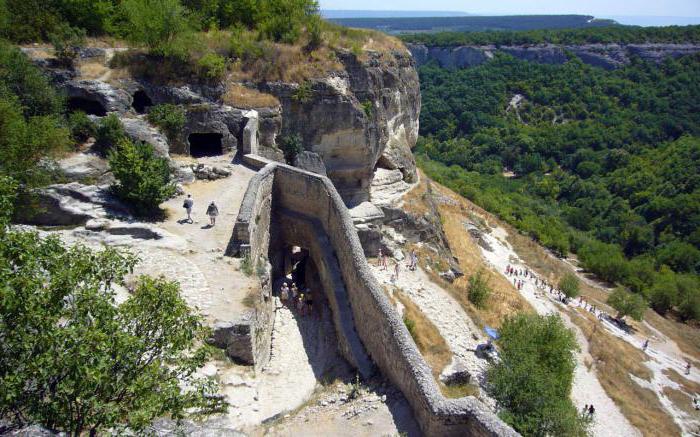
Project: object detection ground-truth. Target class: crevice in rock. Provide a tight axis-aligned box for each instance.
[131,90,153,114]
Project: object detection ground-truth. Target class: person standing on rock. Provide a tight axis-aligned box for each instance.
[183,194,194,223]
[394,259,401,281]
[206,201,219,226]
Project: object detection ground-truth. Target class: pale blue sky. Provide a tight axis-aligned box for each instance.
[319,0,700,18]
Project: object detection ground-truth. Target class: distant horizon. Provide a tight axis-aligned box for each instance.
[321,9,700,26]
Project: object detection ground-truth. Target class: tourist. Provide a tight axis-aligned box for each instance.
[206,201,219,226]
[582,404,588,414]
[394,259,401,280]
[183,194,194,223]
[297,294,305,315]
[291,283,299,300]
[280,283,289,304]
[642,339,649,351]
[378,248,384,267]
[408,249,418,271]
[693,396,700,411]
[686,362,692,375]
[305,292,313,316]
[588,404,595,417]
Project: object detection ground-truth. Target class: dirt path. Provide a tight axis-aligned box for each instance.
[478,229,641,437]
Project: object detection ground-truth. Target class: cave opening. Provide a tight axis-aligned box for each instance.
[67,97,107,116]
[131,90,153,114]
[188,133,223,157]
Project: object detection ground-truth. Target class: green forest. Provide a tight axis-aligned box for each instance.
[402,24,700,46]
[416,49,700,321]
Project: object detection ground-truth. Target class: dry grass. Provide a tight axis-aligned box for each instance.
[222,83,280,108]
[569,308,680,436]
[404,172,534,329]
[662,387,697,416]
[78,60,109,80]
[392,289,452,380]
[664,368,700,394]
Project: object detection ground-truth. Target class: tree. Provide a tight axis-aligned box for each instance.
[280,134,303,164]
[108,139,176,217]
[48,23,86,66]
[147,104,186,140]
[120,0,192,58]
[0,225,226,435]
[558,272,580,299]
[488,313,587,436]
[468,269,492,309]
[607,287,646,321]
[94,113,126,152]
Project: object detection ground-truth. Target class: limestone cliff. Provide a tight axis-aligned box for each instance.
[25,45,420,208]
[263,49,420,206]
[407,42,700,70]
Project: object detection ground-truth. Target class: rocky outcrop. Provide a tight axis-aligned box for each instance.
[263,49,420,206]
[293,151,327,175]
[120,117,170,157]
[408,42,700,70]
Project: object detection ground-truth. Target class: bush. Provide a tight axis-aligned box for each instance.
[67,111,96,143]
[607,287,646,321]
[196,53,226,80]
[48,23,85,66]
[488,313,586,436]
[279,134,303,164]
[108,139,176,217]
[558,272,580,299]
[94,114,126,151]
[119,0,192,57]
[468,269,491,309]
[147,104,185,139]
[292,81,313,103]
[0,226,226,435]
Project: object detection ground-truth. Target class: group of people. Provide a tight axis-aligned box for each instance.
[182,194,219,226]
[377,248,419,283]
[582,404,596,418]
[505,264,555,292]
[279,281,315,317]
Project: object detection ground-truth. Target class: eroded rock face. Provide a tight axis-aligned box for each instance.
[408,42,700,70]
[264,49,420,206]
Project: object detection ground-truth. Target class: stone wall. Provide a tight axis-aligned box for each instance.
[230,158,518,436]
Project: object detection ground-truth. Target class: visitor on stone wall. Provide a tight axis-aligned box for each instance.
[394,259,400,281]
[183,194,194,223]
[297,294,305,315]
[291,283,299,300]
[206,201,219,226]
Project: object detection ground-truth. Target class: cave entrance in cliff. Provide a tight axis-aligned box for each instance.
[188,133,223,157]
[67,97,107,116]
[132,90,153,114]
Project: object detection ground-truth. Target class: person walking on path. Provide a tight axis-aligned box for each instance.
[588,404,595,417]
[686,361,692,375]
[183,194,194,223]
[643,339,649,351]
[206,201,219,226]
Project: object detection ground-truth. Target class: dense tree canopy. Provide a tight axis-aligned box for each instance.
[402,24,700,46]
[416,37,700,320]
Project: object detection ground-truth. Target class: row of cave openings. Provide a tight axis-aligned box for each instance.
[66,90,224,158]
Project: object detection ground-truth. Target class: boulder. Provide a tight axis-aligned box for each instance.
[57,152,112,184]
[192,164,231,180]
[120,117,170,157]
[210,318,254,365]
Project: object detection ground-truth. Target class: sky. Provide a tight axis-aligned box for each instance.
[318,0,700,18]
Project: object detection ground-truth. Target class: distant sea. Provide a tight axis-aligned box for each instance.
[602,16,700,26]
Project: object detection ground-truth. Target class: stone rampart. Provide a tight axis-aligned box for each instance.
[230,157,518,436]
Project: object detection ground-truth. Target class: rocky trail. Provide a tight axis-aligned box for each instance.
[477,225,700,436]
[369,262,497,409]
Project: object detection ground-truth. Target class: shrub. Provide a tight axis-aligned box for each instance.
[361,100,373,118]
[240,253,253,276]
[607,287,646,321]
[196,52,226,80]
[292,81,313,103]
[488,313,586,436]
[48,23,85,66]
[0,227,226,435]
[147,104,185,139]
[279,134,303,164]
[468,269,491,309]
[94,113,126,151]
[108,138,176,217]
[558,272,580,299]
[403,316,417,340]
[67,111,96,143]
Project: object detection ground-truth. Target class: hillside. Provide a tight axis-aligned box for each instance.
[328,14,617,34]
[414,27,700,324]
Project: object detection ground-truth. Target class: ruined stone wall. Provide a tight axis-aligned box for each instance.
[231,159,518,436]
